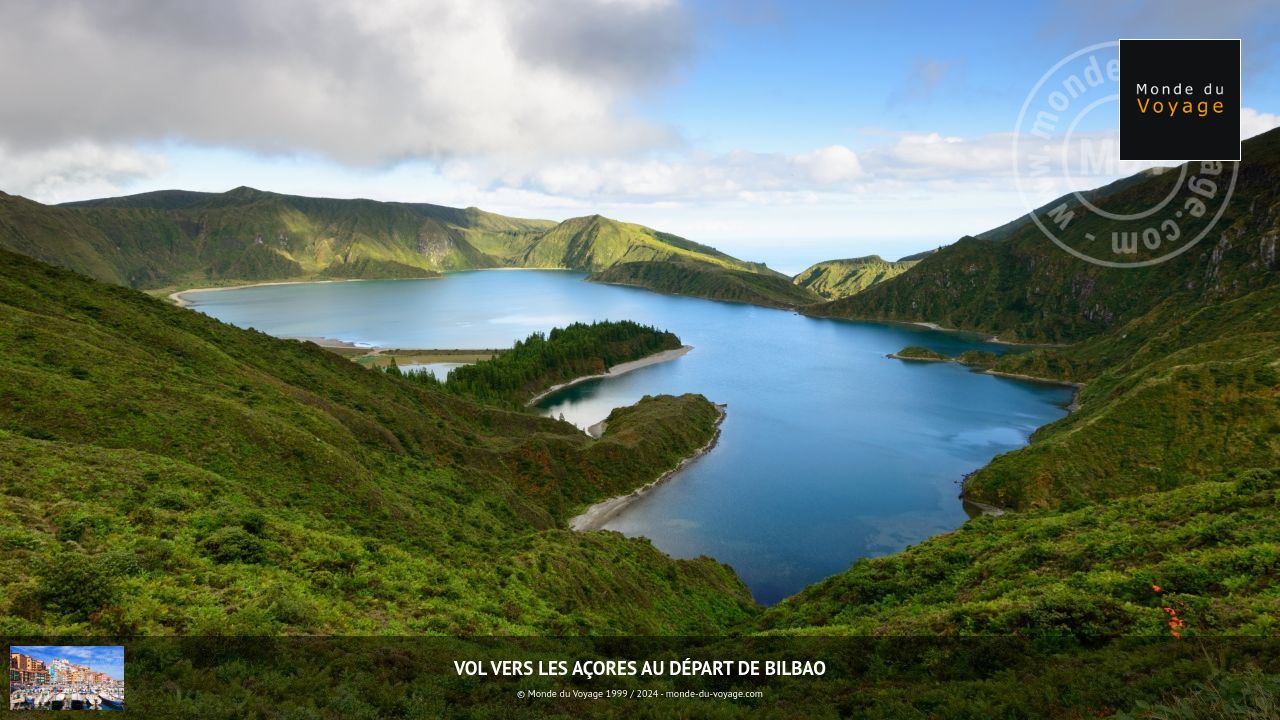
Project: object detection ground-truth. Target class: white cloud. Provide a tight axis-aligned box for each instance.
[0,142,168,204]
[0,0,689,166]
[1242,108,1280,139]
[792,146,863,183]
[443,144,866,202]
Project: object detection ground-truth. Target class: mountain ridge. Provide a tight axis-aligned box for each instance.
[802,128,1280,343]
[0,187,768,292]
[792,255,918,300]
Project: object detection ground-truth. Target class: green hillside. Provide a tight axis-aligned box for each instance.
[516,214,766,273]
[0,188,775,293]
[0,247,755,635]
[762,467,1280,637]
[761,133,1280,656]
[589,260,819,308]
[965,284,1280,510]
[736,138,1280,715]
[2,135,1277,720]
[792,255,917,300]
[805,129,1280,344]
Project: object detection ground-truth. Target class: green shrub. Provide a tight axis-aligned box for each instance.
[200,526,266,564]
[35,551,118,619]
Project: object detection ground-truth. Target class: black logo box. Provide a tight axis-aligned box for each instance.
[1120,39,1241,161]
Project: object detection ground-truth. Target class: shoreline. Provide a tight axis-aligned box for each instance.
[886,351,949,363]
[984,369,1082,413]
[569,404,726,532]
[908,320,1056,347]
[960,495,1008,518]
[167,278,370,308]
[166,275,445,308]
[587,277,801,311]
[526,345,694,406]
[982,369,1082,388]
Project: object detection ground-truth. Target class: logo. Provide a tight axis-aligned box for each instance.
[1013,41,1238,268]
[1120,39,1240,161]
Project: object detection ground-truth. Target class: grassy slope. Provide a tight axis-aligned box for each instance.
[761,467,1280,636]
[762,131,1280,680]
[519,214,764,273]
[967,286,1280,510]
[0,247,755,635]
[786,129,1280,511]
[792,255,917,300]
[0,188,784,295]
[805,129,1280,344]
[589,260,819,308]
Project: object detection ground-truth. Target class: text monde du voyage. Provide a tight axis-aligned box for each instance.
[1134,82,1229,118]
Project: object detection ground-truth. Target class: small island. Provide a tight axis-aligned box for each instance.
[887,345,951,362]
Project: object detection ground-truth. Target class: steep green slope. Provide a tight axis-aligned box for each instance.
[516,214,767,273]
[0,247,755,635]
[964,285,1280,510]
[792,255,917,300]
[589,260,820,308]
[767,133,1280,676]
[761,467,1280,636]
[0,192,196,287]
[0,188,781,295]
[806,128,1280,343]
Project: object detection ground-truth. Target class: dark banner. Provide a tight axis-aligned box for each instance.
[7,636,1280,718]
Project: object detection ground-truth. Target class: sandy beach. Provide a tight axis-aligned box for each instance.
[167,279,368,308]
[569,404,726,532]
[526,345,693,406]
[167,275,446,308]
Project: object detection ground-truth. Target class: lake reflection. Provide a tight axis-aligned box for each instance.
[184,272,1072,603]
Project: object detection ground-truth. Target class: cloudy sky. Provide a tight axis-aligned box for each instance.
[1,0,1278,272]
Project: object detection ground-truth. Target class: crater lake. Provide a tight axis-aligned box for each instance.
[180,270,1073,604]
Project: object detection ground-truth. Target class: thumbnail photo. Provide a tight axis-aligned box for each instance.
[9,647,124,711]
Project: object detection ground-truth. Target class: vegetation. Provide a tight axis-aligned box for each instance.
[413,320,681,406]
[762,467,1280,636]
[805,129,1280,344]
[517,214,767,273]
[792,255,917,300]
[1,127,1278,717]
[0,187,770,292]
[955,349,999,368]
[965,284,1279,510]
[740,130,1280,713]
[0,247,755,635]
[889,345,950,362]
[590,260,819,308]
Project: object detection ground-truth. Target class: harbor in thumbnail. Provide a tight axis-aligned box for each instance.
[9,647,124,711]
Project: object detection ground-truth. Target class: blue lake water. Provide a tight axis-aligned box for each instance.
[183,271,1072,604]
